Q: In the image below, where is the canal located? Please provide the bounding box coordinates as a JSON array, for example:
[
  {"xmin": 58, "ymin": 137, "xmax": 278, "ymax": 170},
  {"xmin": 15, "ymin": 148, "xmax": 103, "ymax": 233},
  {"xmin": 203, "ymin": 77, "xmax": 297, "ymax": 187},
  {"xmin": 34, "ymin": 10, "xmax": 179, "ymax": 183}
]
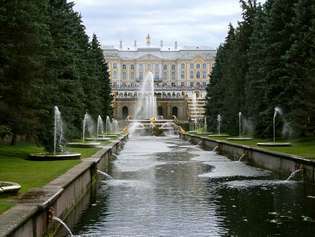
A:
[{"xmin": 74, "ymin": 136, "xmax": 315, "ymax": 236}]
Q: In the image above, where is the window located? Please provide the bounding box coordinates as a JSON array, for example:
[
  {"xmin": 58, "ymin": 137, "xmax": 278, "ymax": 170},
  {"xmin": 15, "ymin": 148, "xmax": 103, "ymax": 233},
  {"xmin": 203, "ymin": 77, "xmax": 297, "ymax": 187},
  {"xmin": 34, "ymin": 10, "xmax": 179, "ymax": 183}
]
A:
[
  {"xmin": 171, "ymin": 82, "xmax": 176, "ymax": 87},
  {"xmin": 139, "ymin": 72, "xmax": 143, "ymax": 80},
  {"xmin": 112, "ymin": 71, "xmax": 117, "ymax": 79},
  {"xmin": 181, "ymin": 64, "xmax": 185, "ymax": 69},
  {"xmin": 172, "ymin": 107, "xmax": 178, "ymax": 117},
  {"xmin": 113, "ymin": 63, "xmax": 117, "ymax": 69},
  {"xmin": 122, "ymin": 72, "xmax": 127, "ymax": 80},
  {"xmin": 203, "ymin": 71, "xmax": 207, "ymax": 79},
  {"xmin": 190, "ymin": 64, "xmax": 194, "ymax": 69},
  {"xmin": 196, "ymin": 64, "xmax": 200, "ymax": 69},
  {"xmin": 163, "ymin": 71, "xmax": 168, "ymax": 80},
  {"xmin": 130, "ymin": 71, "xmax": 135, "ymax": 80},
  {"xmin": 158, "ymin": 106, "xmax": 163, "ymax": 116},
  {"xmin": 171, "ymin": 72, "xmax": 176, "ymax": 80},
  {"xmin": 122, "ymin": 106, "xmax": 129, "ymax": 119},
  {"xmin": 190, "ymin": 82, "xmax": 194, "ymax": 87},
  {"xmin": 130, "ymin": 64, "xmax": 135, "ymax": 70},
  {"xmin": 122, "ymin": 64, "xmax": 127, "ymax": 70},
  {"xmin": 163, "ymin": 64, "xmax": 168, "ymax": 70},
  {"xmin": 181, "ymin": 72, "xmax": 185, "ymax": 79},
  {"xmin": 181, "ymin": 82, "xmax": 185, "ymax": 87},
  {"xmin": 154, "ymin": 71, "xmax": 159, "ymax": 80},
  {"xmin": 190, "ymin": 71, "xmax": 194, "ymax": 79},
  {"xmin": 203, "ymin": 82, "xmax": 207, "ymax": 87},
  {"xmin": 139, "ymin": 64, "xmax": 144, "ymax": 71},
  {"xmin": 203, "ymin": 63, "xmax": 207, "ymax": 69},
  {"xmin": 155, "ymin": 64, "xmax": 159, "ymax": 71},
  {"xmin": 196, "ymin": 71, "xmax": 201, "ymax": 79},
  {"xmin": 171, "ymin": 64, "xmax": 176, "ymax": 70}
]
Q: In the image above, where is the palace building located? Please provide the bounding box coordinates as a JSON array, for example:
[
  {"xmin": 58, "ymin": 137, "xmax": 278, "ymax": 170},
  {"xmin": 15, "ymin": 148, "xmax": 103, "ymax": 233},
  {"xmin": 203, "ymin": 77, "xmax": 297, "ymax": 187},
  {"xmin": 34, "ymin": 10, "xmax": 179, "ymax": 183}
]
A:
[{"xmin": 103, "ymin": 35, "xmax": 216, "ymax": 121}]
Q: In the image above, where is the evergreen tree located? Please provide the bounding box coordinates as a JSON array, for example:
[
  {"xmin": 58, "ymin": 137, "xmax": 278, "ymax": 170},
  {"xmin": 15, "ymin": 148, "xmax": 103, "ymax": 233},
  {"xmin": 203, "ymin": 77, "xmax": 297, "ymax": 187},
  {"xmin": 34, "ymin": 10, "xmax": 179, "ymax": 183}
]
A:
[
  {"xmin": 282, "ymin": 0, "xmax": 315, "ymax": 136},
  {"xmin": 0, "ymin": 0, "xmax": 52, "ymax": 144}
]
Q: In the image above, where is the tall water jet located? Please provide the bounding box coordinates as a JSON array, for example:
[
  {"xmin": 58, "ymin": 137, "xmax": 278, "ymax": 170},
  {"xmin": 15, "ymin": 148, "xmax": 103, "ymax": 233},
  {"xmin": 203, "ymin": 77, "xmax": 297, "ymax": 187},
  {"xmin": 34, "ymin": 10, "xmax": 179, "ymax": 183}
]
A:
[
  {"xmin": 112, "ymin": 119, "xmax": 120, "ymax": 133},
  {"xmin": 227, "ymin": 112, "xmax": 253, "ymax": 141},
  {"xmin": 29, "ymin": 106, "xmax": 81, "ymax": 160},
  {"xmin": 106, "ymin": 116, "xmax": 112, "ymax": 134},
  {"xmin": 273, "ymin": 107, "xmax": 281, "ymax": 143},
  {"xmin": 257, "ymin": 107, "xmax": 291, "ymax": 147},
  {"xmin": 82, "ymin": 112, "xmax": 95, "ymax": 141},
  {"xmin": 134, "ymin": 72, "xmax": 157, "ymax": 120},
  {"xmin": 204, "ymin": 117, "xmax": 207, "ymax": 132},
  {"xmin": 239, "ymin": 112, "xmax": 242, "ymax": 137},
  {"xmin": 217, "ymin": 114, "xmax": 222, "ymax": 135},
  {"xmin": 53, "ymin": 106, "xmax": 64, "ymax": 154},
  {"xmin": 97, "ymin": 115, "xmax": 104, "ymax": 138},
  {"xmin": 129, "ymin": 72, "xmax": 157, "ymax": 135}
]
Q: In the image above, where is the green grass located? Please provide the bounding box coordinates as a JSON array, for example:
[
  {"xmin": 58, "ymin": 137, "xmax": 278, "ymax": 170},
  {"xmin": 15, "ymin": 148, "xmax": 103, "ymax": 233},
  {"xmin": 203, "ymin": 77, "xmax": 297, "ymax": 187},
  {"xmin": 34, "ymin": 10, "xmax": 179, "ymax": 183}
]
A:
[
  {"xmin": 199, "ymin": 135, "xmax": 315, "ymax": 159},
  {"xmin": 0, "ymin": 143, "xmax": 101, "ymax": 214}
]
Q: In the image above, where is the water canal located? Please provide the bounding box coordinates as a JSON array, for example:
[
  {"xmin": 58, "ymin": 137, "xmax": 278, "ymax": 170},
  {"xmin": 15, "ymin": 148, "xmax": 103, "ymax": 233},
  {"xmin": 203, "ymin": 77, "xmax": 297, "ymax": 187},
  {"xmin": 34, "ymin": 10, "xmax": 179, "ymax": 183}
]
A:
[{"xmin": 74, "ymin": 136, "xmax": 315, "ymax": 236}]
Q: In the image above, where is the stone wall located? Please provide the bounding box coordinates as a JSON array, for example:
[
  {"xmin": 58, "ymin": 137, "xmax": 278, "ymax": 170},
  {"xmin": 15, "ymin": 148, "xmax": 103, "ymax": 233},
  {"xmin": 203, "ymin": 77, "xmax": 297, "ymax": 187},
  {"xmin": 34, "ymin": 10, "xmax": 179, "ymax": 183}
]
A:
[
  {"xmin": 0, "ymin": 135, "xmax": 128, "ymax": 237},
  {"xmin": 181, "ymin": 133, "xmax": 315, "ymax": 183}
]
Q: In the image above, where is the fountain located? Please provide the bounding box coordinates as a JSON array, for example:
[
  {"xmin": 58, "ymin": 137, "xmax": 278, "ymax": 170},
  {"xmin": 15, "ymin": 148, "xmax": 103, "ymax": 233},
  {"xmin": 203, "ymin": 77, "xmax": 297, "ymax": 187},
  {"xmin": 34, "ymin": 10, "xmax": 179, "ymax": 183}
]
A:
[
  {"xmin": 257, "ymin": 107, "xmax": 292, "ymax": 147},
  {"xmin": 29, "ymin": 106, "xmax": 81, "ymax": 160},
  {"xmin": 53, "ymin": 106, "xmax": 63, "ymax": 154},
  {"xmin": 160, "ymin": 122, "xmax": 176, "ymax": 136},
  {"xmin": 286, "ymin": 169, "xmax": 303, "ymax": 181},
  {"xmin": 106, "ymin": 116, "xmax": 112, "ymax": 134},
  {"xmin": 227, "ymin": 112, "xmax": 253, "ymax": 141},
  {"xmin": 104, "ymin": 116, "xmax": 121, "ymax": 138},
  {"xmin": 97, "ymin": 115, "xmax": 104, "ymax": 138},
  {"xmin": 52, "ymin": 216, "xmax": 73, "ymax": 237},
  {"xmin": 208, "ymin": 114, "xmax": 229, "ymax": 137},
  {"xmin": 0, "ymin": 181, "xmax": 21, "ymax": 194},
  {"xmin": 128, "ymin": 72, "xmax": 158, "ymax": 135},
  {"xmin": 97, "ymin": 170, "xmax": 113, "ymax": 179},
  {"xmin": 85, "ymin": 115, "xmax": 110, "ymax": 141},
  {"xmin": 112, "ymin": 119, "xmax": 120, "ymax": 134},
  {"xmin": 67, "ymin": 112, "xmax": 100, "ymax": 148}
]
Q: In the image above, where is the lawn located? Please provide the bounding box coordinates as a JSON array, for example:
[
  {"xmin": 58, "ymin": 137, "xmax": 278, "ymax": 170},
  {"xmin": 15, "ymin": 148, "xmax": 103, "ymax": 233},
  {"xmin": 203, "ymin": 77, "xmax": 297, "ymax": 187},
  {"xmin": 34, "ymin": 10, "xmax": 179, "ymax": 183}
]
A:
[
  {"xmin": 0, "ymin": 143, "xmax": 101, "ymax": 214},
  {"xmin": 197, "ymin": 134, "xmax": 315, "ymax": 159}
]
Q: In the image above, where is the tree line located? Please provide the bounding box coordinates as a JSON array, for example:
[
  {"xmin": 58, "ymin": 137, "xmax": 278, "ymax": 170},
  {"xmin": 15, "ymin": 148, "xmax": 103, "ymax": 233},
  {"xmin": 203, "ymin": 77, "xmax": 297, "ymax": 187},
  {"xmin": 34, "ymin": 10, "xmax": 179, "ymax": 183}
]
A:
[
  {"xmin": 206, "ymin": 0, "xmax": 315, "ymax": 138},
  {"xmin": 0, "ymin": 0, "xmax": 112, "ymax": 149}
]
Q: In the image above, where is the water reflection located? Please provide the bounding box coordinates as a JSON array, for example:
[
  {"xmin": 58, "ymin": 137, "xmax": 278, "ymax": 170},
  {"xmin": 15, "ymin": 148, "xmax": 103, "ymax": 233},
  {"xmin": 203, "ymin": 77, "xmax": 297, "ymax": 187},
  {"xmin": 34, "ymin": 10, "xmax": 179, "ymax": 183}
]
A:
[{"xmin": 74, "ymin": 136, "xmax": 315, "ymax": 237}]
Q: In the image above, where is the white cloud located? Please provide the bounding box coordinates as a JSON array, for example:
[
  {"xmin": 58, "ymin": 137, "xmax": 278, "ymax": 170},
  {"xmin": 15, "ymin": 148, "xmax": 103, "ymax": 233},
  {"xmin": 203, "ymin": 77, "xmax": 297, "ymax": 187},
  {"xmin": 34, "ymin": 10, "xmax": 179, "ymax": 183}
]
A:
[{"xmin": 72, "ymin": 0, "xmax": 266, "ymax": 48}]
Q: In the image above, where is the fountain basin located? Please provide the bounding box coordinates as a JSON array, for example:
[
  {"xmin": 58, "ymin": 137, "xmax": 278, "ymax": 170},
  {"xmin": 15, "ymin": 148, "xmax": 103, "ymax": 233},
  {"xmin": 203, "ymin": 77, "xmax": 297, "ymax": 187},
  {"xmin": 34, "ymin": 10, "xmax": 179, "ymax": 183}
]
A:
[
  {"xmin": 67, "ymin": 142, "xmax": 101, "ymax": 148},
  {"xmin": 227, "ymin": 137, "xmax": 253, "ymax": 141},
  {"xmin": 86, "ymin": 137, "xmax": 111, "ymax": 141},
  {"xmin": 257, "ymin": 142, "xmax": 292, "ymax": 147},
  {"xmin": 28, "ymin": 153, "xmax": 81, "ymax": 161},
  {"xmin": 0, "ymin": 181, "xmax": 21, "ymax": 194},
  {"xmin": 103, "ymin": 134, "xmax": 120, "ymax": 138}
]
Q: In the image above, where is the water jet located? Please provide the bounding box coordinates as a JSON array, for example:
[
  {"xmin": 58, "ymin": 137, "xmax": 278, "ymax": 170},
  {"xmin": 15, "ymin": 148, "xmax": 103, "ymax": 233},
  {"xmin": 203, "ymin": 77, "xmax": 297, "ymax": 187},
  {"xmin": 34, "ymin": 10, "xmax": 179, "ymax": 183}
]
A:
[{"xmin": 257, "ymin": 107, "xmax": 292, "ymax": 147}]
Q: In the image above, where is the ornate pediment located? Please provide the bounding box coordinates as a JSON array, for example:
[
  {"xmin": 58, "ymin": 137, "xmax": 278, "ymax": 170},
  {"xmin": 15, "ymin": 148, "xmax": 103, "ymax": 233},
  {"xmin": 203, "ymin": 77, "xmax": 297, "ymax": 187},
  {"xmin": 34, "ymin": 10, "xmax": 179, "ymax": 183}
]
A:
[{"xmin": 136, "ymin": 54, "xmax": 162, "ymax": 61}]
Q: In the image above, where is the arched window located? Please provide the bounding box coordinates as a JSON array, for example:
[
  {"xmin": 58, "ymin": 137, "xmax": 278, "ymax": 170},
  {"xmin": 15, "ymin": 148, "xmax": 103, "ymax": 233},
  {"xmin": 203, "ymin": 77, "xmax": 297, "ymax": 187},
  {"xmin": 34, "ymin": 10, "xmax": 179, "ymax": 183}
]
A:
[
  {"xmin": 122, "ymin": 106, "xmax": 128, "ymax": 119},
  {"xmin": 158, "ymin": 106, "xmax": 163, "ymax": 116},
  {"xmin": 196, "ymin": 71, "xmax": 201, "ymax": 79},
  {"xmin": 172, "ymin": 107, "xmax": 178, "ymax": 117}
]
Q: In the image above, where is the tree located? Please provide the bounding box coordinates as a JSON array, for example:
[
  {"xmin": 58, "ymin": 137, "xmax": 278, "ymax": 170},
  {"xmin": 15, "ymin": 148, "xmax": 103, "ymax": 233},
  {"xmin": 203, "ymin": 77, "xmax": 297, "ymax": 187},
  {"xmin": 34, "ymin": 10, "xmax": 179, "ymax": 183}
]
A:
[{"xmin": 0, "ymin": 0, "xmax": 52, "ymax": 144}]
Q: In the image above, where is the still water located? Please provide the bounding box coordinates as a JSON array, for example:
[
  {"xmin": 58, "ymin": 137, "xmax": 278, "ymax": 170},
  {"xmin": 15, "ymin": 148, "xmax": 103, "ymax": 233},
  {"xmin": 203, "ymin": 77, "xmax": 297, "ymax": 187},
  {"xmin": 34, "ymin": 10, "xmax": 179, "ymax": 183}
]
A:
[{"xmin": 74, "ymin": 136, "xmax": 315, "ymax": 236}]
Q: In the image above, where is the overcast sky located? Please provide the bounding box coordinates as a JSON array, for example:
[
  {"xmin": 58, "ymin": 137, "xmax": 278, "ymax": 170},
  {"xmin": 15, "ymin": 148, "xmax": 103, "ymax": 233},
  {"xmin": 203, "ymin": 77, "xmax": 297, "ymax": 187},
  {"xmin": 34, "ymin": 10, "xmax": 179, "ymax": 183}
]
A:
[{"xmin": 73, "ymin": 0, "xmax": 266, "ymax": 49}]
